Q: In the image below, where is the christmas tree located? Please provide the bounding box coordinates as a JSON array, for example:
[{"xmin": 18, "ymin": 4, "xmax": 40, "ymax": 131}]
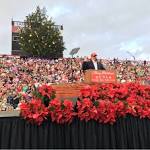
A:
[{"xmin": 19, "ymin": 6, "xmax": 65, "ymax": 59}]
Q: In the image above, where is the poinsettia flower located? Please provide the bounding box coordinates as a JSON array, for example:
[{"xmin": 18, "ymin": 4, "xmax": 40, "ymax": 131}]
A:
[
  {"xmin": 20, "ymin": 98, "xmax": 48, "ymax": 125},
  {"xmin": 38, "ymin": 84, "xmax": 55, "ymax": 99},
  {"xmin": 76, "ymin": 98, "xmax": 98, "ymax": 122},
  {"xmin": 48, "ymin": 99, "xmax": 75, "ymax": 124},
  {"xmin": 33, "ymin": 114, "xmax": 40, "ymax": 119}
]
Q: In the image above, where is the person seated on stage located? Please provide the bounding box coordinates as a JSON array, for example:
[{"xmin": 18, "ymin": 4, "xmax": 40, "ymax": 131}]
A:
[{"xmin": 82, "ymin": 52, "xmax": 105, "ymax": 72}]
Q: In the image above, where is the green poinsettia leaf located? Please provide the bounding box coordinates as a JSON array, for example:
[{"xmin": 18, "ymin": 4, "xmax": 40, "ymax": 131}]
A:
[
  {"xmin": 93, "ymin": 101, "xmax": 99, "ymax": 107},
  {"xmin": 114, "ymin": 98, "xmax": 119, "ymax": 103},
  {"xmin": 61, "ymin": 104, "xmax": 65, "ymax": 110},
  {"xmin": 49, "ymin": 106, "xmax": 55, "ymax": 111}
]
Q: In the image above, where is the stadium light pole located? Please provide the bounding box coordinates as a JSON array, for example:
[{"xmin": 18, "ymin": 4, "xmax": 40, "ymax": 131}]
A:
[
  {"xmin": 126, "ymin": 51, "xmax": 136, "ymax": 61},
  {"xmin": 69, "ymin": 48, "xmax": 80, "ymax": 82}
]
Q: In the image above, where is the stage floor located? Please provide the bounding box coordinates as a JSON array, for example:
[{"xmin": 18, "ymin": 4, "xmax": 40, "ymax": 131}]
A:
[{"xmin": 0, "ymin": 110, "xmax": 20, "ymax": 117}]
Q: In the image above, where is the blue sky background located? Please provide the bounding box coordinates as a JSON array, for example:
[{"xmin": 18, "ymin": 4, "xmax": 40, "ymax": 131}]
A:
[{"xmin": 0, "ymin": 0, "xmax": 150, "ymax": 60}]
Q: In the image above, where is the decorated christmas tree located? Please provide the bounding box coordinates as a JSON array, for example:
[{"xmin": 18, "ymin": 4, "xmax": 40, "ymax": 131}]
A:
[{"xmin": 19, "ymin": 6, "xmax": 65, "ymax": 59}]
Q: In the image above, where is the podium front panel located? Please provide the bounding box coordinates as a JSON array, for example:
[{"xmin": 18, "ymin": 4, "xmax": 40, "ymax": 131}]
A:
[{"xmin": 84, "ymin": 70, "xmax": 117, "ymax": 84}]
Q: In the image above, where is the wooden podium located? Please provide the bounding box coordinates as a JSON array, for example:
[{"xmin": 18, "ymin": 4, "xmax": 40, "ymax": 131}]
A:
[
  {"xmin": 51, "ymin": 70, "xmax": 117, "ymax": 99},
  {"xmin": 83, "ymin": 69, "xmax": 117, "ymax": 84}
]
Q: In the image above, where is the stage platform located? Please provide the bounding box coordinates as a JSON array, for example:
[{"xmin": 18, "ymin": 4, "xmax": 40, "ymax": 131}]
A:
[
  {"xmin": 0, "ymin": 83, "xmax": 149, "ymax": 148},
  {"xmin": 0, "ymin": 110, "xmax": 20, "ymax": 117},
  {"xmin": 0, "ymin": 116, "xmax": 149, "ymax": 149},
  {"xmin": 51, "ymin": 82, "xmax": 88, "ymax": 99}
]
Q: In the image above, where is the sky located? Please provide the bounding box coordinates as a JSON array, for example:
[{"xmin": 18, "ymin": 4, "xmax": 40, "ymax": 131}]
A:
[{"xmin": 0, "ymin": 0, "xmax": 150, "ymax": 60}]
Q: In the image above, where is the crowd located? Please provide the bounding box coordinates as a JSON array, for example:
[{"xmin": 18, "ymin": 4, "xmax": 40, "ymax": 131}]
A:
[{"xmin": 0, "ymin": 55, "xmax": 149, "ymax": 111}]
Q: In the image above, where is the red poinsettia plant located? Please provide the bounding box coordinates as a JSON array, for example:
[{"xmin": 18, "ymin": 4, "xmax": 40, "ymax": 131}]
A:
[
  {"xmin": 33, "ymin": 84, "xmax": 56, "ymax": 107},
  {"xmin": 76, "ymin": 98, "xmax": 98, "ymax": 122},
  {"xmin": 48, "ymin": 98, "xmax": 76, "ymax": 124},
  {"xmin": 19, "ymin": 82, "xmax": 150, "ymax": 125},
  {"xmin": 76, "ymin": 98, "xmax": 117, "ymax": 124},
  {"xmin": 20, "ymin": 84, "xmax": 56, "ymax": 125},
  {"xmin": 77, "ymin": 82, "xmax": 150, "ymax": 124},
  {"xmin": 20, "ymin": 98, "xmax": 49, "ymax": 125},
  {"xmin": 79, "ymin": 84, "xmax": 100, "ymax": 100},
  {"xmin": 95, "ymin": 100, "xmax": 117, "ymax": 124}
]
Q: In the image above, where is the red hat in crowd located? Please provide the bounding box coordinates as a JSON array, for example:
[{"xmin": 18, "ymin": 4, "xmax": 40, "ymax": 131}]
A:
[{"xmin": 91, "ymin": 52, "xmax": 97, "ymax": 57}]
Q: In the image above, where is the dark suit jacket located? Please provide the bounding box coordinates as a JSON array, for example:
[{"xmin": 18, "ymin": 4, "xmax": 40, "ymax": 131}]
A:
[{"xmin": 82, "ymin": 60, "xmax": 105, "ymax": 72}]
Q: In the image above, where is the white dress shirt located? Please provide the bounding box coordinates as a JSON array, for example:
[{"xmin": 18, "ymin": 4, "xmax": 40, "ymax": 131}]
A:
[{"xmin": 92, "ymin": 60, "xmax": 98, "ymax": 70}]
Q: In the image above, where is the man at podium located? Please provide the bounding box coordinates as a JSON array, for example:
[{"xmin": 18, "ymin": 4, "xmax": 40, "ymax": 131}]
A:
[{"xmin": 82, "ymin": 52, "xmax": 105, "ymax": 72}]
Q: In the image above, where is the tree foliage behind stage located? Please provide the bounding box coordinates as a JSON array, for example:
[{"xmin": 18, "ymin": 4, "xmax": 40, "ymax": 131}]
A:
[{"xmin": 19, "ymin": 6, "xmax": 65, "ymax": 58}]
